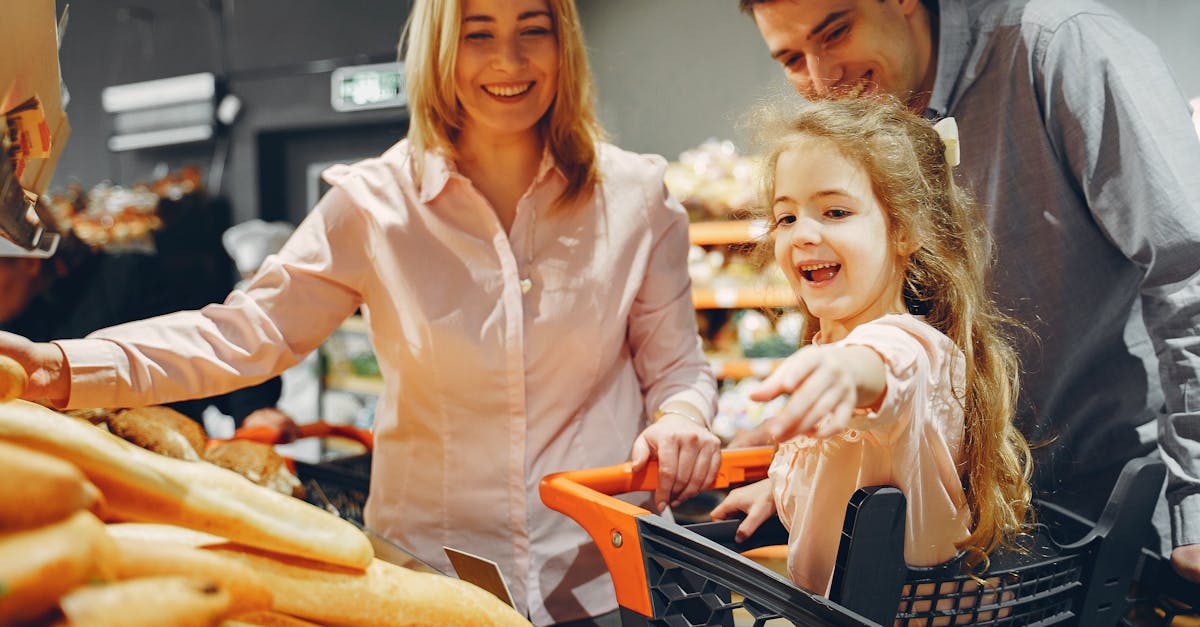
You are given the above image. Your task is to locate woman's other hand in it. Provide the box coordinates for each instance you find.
[630,408,721,514]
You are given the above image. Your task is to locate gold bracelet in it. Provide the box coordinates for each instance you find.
[653,409,707,428]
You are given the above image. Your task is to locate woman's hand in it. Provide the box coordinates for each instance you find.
[0,331,70,404]
[630,411,721,514]
[751,344,885,442]
[709,478,776,543]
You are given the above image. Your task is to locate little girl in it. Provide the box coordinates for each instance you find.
[711,96,1032,595]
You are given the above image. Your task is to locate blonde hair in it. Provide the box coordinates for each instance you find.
[399,0,605,204]
[754,96,1032,564]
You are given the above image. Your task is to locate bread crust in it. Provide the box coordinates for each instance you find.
[0,401,373,570]
[109,406,208,461]
[0,440,104,531]
[0,511,116,624]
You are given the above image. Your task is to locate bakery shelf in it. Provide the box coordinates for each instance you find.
[691,284,794,310]
[707,356,783,379]
[687,219,769,246]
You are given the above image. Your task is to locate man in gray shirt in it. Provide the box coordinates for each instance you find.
[739,0,1200,581]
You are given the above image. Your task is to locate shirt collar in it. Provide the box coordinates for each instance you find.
[924,0,971,119]
[416,142,564,204]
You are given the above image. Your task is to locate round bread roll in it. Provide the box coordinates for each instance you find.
[0,355,27,401]
[205,440,304,498]
[109,406,208,461]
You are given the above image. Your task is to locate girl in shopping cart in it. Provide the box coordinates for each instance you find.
[711,96,1033,596]
[0,0,723,624]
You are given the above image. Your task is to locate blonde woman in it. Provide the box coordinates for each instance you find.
[0,0,720,623]
[712,97,1032,595]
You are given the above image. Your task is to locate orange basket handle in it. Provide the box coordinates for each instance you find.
[538,446,775,617]
[231,422,374,450]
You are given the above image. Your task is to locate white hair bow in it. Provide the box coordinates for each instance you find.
[932,117,960,168]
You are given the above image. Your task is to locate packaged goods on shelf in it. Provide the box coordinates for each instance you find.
[664,138,759,221]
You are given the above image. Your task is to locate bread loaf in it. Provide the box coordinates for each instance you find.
[0,355,26,401]
[0,511,116,624]
[0,400,373,570]
[109,405,208,461]
[56,575,235,627]
[220,611,324,626]
[109,535,274,617]
[0,440,103,531]
[106,522,531,627]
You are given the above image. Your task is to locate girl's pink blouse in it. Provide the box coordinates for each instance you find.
[771,314,970,594]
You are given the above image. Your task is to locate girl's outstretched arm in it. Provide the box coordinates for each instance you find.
[751,345,886,442]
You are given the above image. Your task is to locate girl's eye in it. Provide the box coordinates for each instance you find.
[774,214,797,228]
[825,208,850,219]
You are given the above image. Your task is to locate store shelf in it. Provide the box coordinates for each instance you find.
[707,356,783,379]
[688,219,769,246]
[692,285,794,310]
[323,372,385,396]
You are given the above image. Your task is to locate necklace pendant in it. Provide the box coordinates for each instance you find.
[520,277,533,294]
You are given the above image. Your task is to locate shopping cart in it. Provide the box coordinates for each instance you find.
[231,421,374,525]
[540,447,1173,626]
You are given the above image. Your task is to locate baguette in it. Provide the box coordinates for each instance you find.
[221,612,324,626]
[103,522,530,627]
[0,355,26,401]
[0,400,373,570]
[109,535,274,617]
[209,545,531,627]
[0,511,116,624]
[56,575,234,627]
[0,440,104,531]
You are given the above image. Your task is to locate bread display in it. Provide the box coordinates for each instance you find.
[205,440,304,498]
[0,400,533,625]
[108,405,209,461]
[109,523,531,627]
[0,400,373,570]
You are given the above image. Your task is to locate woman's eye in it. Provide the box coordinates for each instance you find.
[522,27,552,36]
[464,31,492,41]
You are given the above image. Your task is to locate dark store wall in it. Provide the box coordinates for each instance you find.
[51,0,412,225]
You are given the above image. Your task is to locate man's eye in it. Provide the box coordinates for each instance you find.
[825,23,849,45]
[784,54,805,70]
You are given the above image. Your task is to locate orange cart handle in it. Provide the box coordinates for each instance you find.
[539,446,775,617]
[231,422,375,450]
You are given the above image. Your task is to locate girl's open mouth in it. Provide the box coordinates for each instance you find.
[800,262,841,283]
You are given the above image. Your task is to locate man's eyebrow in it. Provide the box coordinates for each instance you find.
[768,9,853,61]
[808,9,852,41]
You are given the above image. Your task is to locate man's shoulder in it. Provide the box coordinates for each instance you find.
[977,0,1126,34]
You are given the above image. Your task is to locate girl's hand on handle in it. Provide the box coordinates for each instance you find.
[0,331,70,404]
[750,344,885,443]
[630,412,721,514]
[709,478,776,543]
